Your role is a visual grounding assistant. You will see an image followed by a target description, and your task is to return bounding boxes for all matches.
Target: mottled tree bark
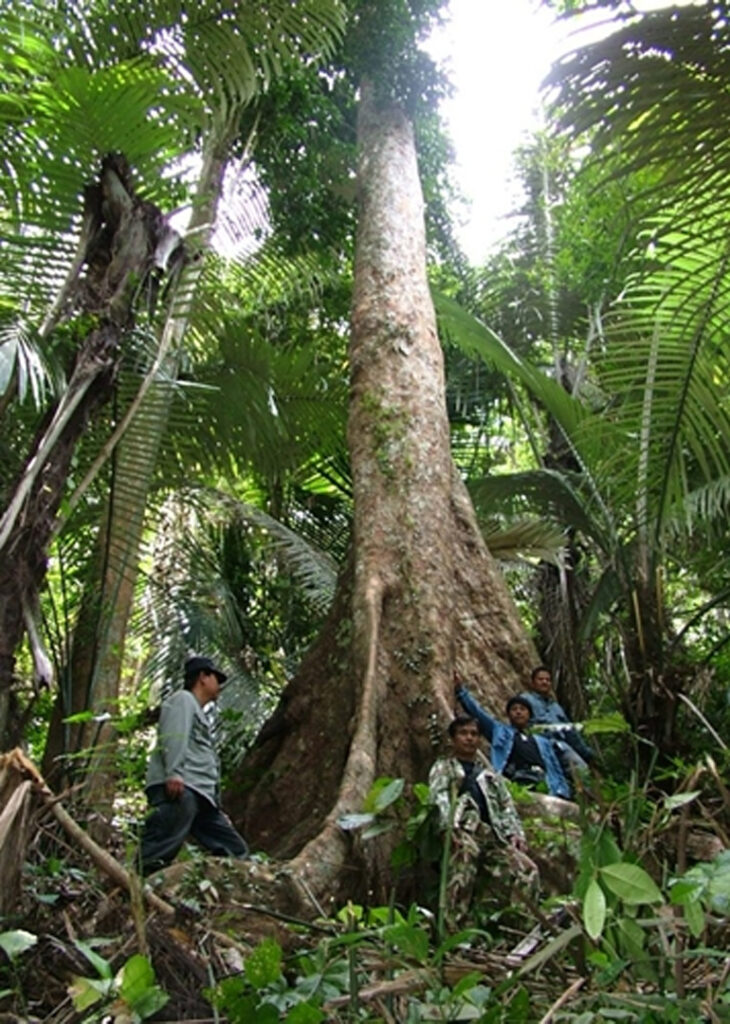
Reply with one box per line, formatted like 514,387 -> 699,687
41,141 -> 229,815
230,84 -> 535,908
0,155 -> 179,750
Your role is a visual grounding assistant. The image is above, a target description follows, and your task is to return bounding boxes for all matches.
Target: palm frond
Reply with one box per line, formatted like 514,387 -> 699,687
0,0 -> 346,345
470,469 -> 611,554
575,564 -> 623,645
435,289 -> 588,437
0,315 -> 64,405
213,492 -> 339,614
549,3 -> 730,216
480,518 -> 568,568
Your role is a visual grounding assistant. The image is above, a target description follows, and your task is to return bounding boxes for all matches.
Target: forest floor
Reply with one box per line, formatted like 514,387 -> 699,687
1,800 -> 587,1023
2,749 -> 728,1022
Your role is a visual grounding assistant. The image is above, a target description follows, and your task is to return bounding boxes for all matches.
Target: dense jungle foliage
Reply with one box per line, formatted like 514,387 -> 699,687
1,0 -> 729,1020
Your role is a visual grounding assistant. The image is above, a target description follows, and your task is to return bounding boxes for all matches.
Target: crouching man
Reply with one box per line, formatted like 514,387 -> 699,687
428,715 -> 539,932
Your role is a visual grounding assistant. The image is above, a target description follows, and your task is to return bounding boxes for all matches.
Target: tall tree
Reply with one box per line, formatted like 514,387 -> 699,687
231,74 -> 535,904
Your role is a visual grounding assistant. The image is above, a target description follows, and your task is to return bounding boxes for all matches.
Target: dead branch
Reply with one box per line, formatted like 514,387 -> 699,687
0,778 -> 34,915
324,968 -> 431,1009
538,975 -> 587,1023
0,748 -> 174,918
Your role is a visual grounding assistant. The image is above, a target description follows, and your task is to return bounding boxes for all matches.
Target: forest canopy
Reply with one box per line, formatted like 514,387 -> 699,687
0,0 -> 729,1021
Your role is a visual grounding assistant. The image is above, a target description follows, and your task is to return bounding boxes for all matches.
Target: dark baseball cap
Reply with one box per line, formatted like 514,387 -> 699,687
184,655 -> 227,684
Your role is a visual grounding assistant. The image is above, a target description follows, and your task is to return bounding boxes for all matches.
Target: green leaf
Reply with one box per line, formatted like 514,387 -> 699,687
583,878 -> 607,940
362,776 -> 405,814
335,903 -> 363,925
244,939 -> 283,990
412,782 -> 430,805
383,922 -> 429,961
663,791 -> 701,810
62,710 -> 95,724
670,880 -> 702,905
73,938 -> 112,979
68,975 -> 110,1011
0,930 -> 37,960
285,1002 -> 326,1023
683,898 -> 706,938
118,953 -> 155,1003
118,954 -> 168,1017
599,863 -> 663,905
703,854 -> 730,914
248,1003 -> 280,1024
211,975 -> 254,1018
616,915 -> 646,958
581,712 -> 631,736
451,972 -> 484,999
373,776 -> 404,812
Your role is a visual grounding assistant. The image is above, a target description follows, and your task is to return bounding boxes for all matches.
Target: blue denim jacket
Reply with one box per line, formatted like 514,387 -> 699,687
456,685 -> 572,800
517,691 -> 594,763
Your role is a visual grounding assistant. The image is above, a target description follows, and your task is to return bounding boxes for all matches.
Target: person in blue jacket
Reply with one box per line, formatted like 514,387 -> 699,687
518,665 -> 594,771
454,673 -> 572,800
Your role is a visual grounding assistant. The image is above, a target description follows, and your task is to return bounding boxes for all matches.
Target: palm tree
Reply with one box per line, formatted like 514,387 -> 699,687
0,0 -> 346,752
435,0 -> 730,752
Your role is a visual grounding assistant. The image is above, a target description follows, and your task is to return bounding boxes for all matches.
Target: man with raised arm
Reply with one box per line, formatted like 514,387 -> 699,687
454,673 -> 573,800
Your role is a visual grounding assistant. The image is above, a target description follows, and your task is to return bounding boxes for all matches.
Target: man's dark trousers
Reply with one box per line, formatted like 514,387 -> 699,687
140,784 -> 248,874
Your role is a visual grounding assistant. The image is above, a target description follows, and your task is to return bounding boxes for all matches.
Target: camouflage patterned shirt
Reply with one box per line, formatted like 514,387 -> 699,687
428,754 -> 525,846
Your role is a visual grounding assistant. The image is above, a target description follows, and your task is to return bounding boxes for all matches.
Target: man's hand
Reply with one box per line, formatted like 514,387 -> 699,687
510,834 -> 528,853
165,776 -> 185,800
453,669 -> 462,693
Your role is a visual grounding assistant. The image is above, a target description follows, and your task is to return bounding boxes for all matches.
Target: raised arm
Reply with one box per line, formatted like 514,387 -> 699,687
453,673 -> 496,742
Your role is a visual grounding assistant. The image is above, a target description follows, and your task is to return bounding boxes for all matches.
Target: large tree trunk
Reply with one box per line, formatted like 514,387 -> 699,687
230,84 -> 535,909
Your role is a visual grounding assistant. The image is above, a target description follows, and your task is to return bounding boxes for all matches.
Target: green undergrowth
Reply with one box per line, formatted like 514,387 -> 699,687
2,764 -> 729,1022
205,767 -> 730,1023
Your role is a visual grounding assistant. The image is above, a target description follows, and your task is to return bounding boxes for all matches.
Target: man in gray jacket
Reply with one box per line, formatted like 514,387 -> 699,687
139,655 -> 248,874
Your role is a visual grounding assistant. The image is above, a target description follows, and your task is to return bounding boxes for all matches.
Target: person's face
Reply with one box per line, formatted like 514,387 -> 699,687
451,722 -> 480,760
531,670 -> 552,696
508,702 -> 532,730
200,670 -> 221,703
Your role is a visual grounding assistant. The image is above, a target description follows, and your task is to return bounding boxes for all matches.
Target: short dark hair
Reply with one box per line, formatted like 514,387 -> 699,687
531,665 -> 551,683
506,696 -> 532,716
183,670 -> 200,691
449,714 -> 478,737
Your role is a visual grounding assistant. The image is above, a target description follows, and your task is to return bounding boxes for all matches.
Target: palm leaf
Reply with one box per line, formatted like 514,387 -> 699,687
470,469 -> 612,554
214,492 -> 339,614
479,517 -> 567,568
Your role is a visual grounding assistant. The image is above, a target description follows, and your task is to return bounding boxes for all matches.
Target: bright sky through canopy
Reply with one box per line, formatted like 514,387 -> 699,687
425,0 -> 564,264
427,0 -> 698,265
